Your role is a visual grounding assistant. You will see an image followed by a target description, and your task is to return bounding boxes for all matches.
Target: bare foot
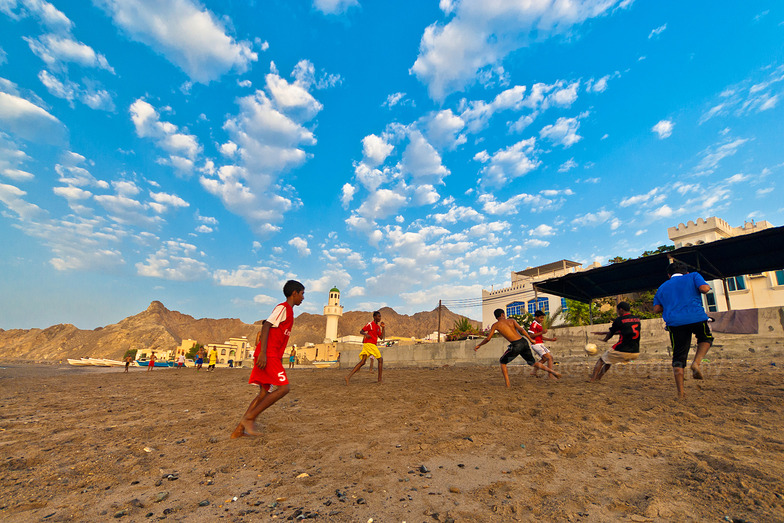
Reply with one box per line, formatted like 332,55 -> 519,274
239,419 -> 262,437
230,423 -> 245,439
344,376 -> 350,386
529,371 -> 538,377
551,371 -> 561,379
691,366 -> 704,380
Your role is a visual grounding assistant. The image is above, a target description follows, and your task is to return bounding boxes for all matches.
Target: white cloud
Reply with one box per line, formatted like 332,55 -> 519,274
695,138 -> 748,173
524,238 -> 550,249
383,92 -> 406,108
288,236 -> 311,257
0,133 -> 34,181
130,99 -> 201,172
620,187 -> 661,207
149,190 -> 189,209
571,210 -> 614,226
422,109 -> 466,150
479,192 -> 556,215
0,182 -> 44,220
400,130 -> 449,184
649,204 -> 673,219
361,134 -> 394,166
429,205 -> 482,224
540,116 -> 583,148
648,23 -> 667,39
476,138 -> 539,187
313,0 -> 358,15
96,0 -> 257,83
201,65 -> 323,233
214,265 -> 287,288
306,268 -> 351,293
340,183 -> 357,209
529,224 -> 555,237
0,89 -> 67,144
0,0 -> 73,32
411,0 -> 627,100
136,240 -> 209,281
25,34 -> 114,73
652,119 -> 674,139
558,158 -> 577,172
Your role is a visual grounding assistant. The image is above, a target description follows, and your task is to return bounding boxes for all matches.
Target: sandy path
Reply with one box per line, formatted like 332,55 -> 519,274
0,360 -> 782,522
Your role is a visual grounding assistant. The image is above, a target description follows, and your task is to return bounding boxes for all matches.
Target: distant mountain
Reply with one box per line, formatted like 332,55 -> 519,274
0,301 -> 480,361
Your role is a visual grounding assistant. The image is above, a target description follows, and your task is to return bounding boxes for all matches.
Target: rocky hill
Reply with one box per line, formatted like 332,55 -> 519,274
0,301 -> 480,361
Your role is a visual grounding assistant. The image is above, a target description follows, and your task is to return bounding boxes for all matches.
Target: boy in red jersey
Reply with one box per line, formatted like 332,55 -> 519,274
231,280 -> 305,438
528,310 -> 558,379
344,311 -> 385,385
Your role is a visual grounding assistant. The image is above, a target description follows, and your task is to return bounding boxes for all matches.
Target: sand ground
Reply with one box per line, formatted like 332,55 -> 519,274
1,358 -> 783,522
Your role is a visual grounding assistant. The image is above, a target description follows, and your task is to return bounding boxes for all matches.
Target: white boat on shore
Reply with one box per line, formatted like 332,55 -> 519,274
312,360 -> 339,368
67,357 -> 125,367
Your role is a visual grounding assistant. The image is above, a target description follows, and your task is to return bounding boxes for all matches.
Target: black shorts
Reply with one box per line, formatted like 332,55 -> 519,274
668,321 -> 714,368
500,339 -> 536,366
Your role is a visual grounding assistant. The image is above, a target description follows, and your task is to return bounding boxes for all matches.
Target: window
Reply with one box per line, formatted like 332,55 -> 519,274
528,297 -> 549,315
221,349 -> 227,355
705,290 -> 718,313
775,270 -> 784,286
727,276 -> 746,291
561,298 -> 568,313
506,301 -> 525,317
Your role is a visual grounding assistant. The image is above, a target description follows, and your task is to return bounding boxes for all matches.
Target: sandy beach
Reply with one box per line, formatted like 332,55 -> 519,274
1,359 -> 783,522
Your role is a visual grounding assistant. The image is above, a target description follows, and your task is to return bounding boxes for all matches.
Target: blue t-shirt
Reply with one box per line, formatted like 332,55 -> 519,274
653,272 -> 709,327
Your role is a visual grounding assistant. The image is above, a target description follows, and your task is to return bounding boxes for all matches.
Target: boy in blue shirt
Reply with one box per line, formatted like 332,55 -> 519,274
653,261 -> 714,398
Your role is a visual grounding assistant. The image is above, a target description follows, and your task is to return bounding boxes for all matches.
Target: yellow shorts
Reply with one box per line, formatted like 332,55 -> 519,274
359,343 -> 381,360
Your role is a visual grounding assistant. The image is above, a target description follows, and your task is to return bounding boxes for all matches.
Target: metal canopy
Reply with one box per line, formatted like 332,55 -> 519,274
533,225 -> 784,303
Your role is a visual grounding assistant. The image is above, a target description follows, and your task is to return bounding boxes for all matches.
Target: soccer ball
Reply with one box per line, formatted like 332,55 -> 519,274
584,343 -> 598,356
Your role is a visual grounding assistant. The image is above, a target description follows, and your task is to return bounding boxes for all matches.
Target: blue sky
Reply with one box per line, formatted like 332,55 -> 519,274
1,0 -> 782,329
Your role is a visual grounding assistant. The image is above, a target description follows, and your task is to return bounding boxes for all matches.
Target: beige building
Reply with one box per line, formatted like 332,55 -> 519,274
668,217 -> 784,311
205,336 -> 251,365
481,260 -> 600,329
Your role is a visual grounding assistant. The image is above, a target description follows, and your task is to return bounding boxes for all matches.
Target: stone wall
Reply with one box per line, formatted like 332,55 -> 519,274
338,306 -> 784,368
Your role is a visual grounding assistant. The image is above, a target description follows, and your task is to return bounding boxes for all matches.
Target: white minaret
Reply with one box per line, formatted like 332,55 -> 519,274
323,286 -> 343,343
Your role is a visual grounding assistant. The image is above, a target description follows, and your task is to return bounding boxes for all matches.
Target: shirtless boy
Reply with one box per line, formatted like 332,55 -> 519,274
475,309 -> 561,387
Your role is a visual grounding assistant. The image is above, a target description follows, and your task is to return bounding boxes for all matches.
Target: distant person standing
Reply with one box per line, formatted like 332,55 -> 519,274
345,311 -> 385,385
177,354 -> 186,369
195,351 -> 204,371
528,310 -> 558,379
232,280 -> 305,438
589,302 -> 641,382
288,347 -> 296,369
653,260 -> 714,398
474,309 -> 561,387
147,352 -> 156,372
208,348 -> 217,371
124,355 -> 133,373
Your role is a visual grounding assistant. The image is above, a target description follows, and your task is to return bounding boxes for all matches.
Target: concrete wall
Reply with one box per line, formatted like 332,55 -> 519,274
338,306 -> 784,368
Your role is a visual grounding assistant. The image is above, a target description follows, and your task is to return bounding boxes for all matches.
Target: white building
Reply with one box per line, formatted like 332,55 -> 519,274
481,260 -> 599,329
668,217 -> 784,311
323,286 -> 344,343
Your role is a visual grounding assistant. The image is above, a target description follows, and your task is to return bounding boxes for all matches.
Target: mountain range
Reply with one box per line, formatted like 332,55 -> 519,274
0,301 -> 480,361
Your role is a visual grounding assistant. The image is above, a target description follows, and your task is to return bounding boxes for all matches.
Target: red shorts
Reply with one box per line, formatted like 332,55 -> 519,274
249,355 -> 288,391
148,360 -> 154,367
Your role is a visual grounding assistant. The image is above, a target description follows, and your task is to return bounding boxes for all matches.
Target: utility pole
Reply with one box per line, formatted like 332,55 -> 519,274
437,300 -> 442,342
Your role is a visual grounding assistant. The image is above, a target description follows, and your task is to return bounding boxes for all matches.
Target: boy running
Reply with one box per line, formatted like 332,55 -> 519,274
528,310 -> 557,379
589,302 -> 641,382
345,311 -> 385,385
231,280 -> 305,438
475,309 -> 561,387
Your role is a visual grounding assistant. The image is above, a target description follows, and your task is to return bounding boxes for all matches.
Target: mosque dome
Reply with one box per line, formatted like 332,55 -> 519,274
330,287 -> 340,293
